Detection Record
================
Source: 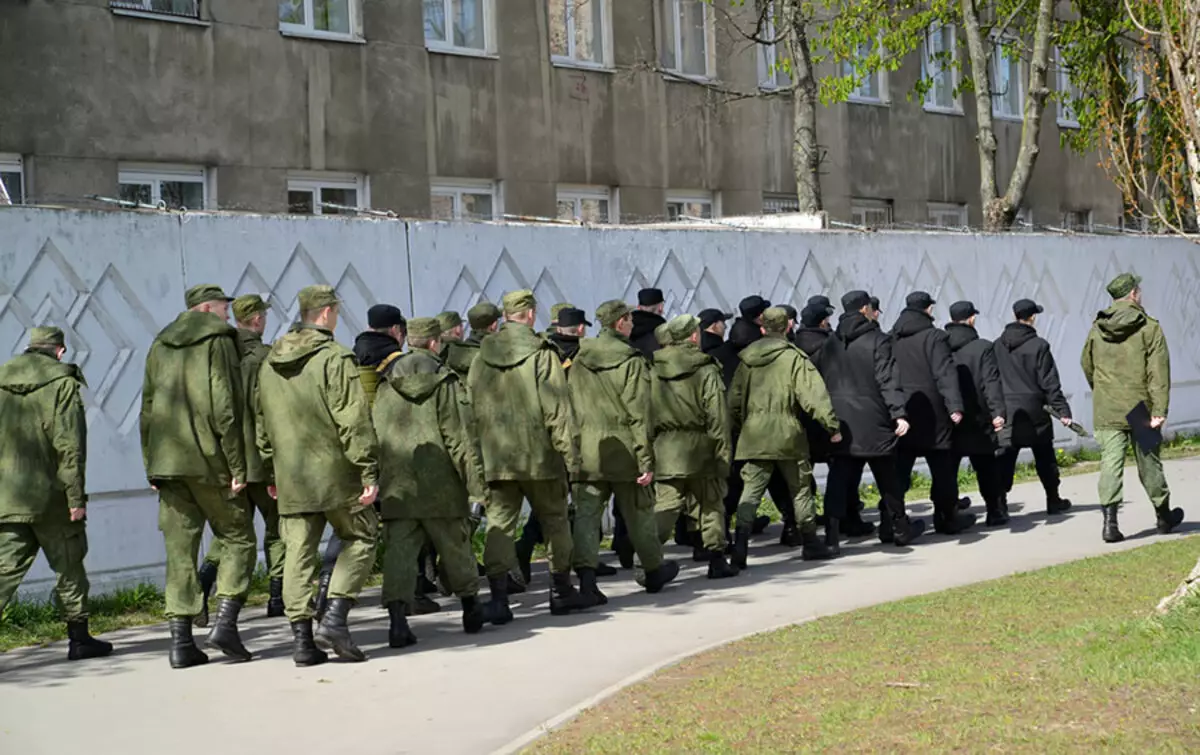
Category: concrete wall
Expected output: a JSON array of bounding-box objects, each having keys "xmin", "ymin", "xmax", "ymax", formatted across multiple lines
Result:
[
  {"xmin": 0, "ymin": 0, "xmax": 1120, "ymax": 225},
  {"xmin": 5, "ymin": 205, "xmax": 1197, "ymax": 597}
]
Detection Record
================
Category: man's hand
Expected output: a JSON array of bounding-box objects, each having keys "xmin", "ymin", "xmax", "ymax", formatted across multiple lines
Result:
[
  {"xmin": 230, "ymin": 478, "xmax": 247, "ymax": 495},
  {"xmin": 360, "ymin": 485, "xmax": 379, "ymax": 507},
  {"xmin": 267, "ymin": 485, "xmax": 278, "ymax": 500},
  {"xmin": 894, "ymin": 419, "xmax": 910, "ymax": 437},
  {"xmin": 69, "ymin": 508, "xmax": 87, "ymax": 522},
  {"xmin": 636, "ymin": 472, "xmax": 654, "ymax": 487},
  {"xmin": 1060, "ymin": 417, "xmax": 1075, "ymax": 428},
  {"xmin": 1151, "ymin": 416, "xmax": 1166, "ymax": 430},
  {"xmin": 830, "ymin": 432, "xmax": 843, "ymax": 444},
  {"xmin": 992, "ymin": 416, "xmax": 1006, "ymax": 431},
  {"xmin": 950, "ymin": 412, "xmax": 963, "ymax": 425}
]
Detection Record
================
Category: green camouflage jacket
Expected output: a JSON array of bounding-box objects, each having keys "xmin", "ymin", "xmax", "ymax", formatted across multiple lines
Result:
[
  {"xmin": 141, "ymin": 311, "xmax": 246, "ymax": 486},
  {"xmin": 443, "ymin": 333, "xmax": 484, "ymax": 383},
  {"xmin": 568, "ymin": 329, "xmax": 654, "ymax": 481},
  {"xmin": 237, "ymin": 328, "xmax": 271, "ymax": 484},
  {"xmin": 729, "ymin": 335, "xmax": 839, "ymax": 461},
  {"xmin": 257, "ymin": 325, "xmax": 379, "ymax": 515},
  {"xmin": 1081, "ymin": 300, "xmax": 1171, "ymax": 429},
  {"xmin": 650, "ymin": 342, "xmax": 730, "ymax": 479},
  {"xmin": 0, "ymin": 352, "xmax": 87, "ymax": 523}
]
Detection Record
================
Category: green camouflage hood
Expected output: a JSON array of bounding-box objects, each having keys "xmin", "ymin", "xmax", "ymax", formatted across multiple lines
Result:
[
  {"xmin": 1094, "ymin": 301, "xmax": 1148, "ymax": 343},
  {"xmin": 478, "ymin": 322, "xmax": 545, "ymax": 369},
  {"xmin": 575, "ymin": 329, "xmax": 639, "ymax": 371},
  {"xmin": 0, "ymin": 352, "xmax": 84, "ymax": 395},
  {"xmin": 442, "ymin": 339, "xmax": 479, "ymax": 377},
  {"xmin": 236, "ymin": 328, "xmax": 265, "ymax": 358},
  {"xmin": 267, "ymin": 325, "xmax": 335, "ymax": 373},
  {"xmin": 157, "ymin": 310, "xmax": 236, "ymax": 349},
  {"xmin": 386, "ymin": 349, "xmax": 452, "ymax": 402},
  {"xmin": 653, "ymin": 342, "xmax": 713, "ymax": 380},
  {"xmin": 736, "ymin": 335, "xmax": 792, "ymax": 367}
]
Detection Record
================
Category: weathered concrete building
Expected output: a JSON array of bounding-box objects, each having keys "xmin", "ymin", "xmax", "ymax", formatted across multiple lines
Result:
[{"xmin": 0, "ymin": 0, "xmax": 1120, "ymax": 226}]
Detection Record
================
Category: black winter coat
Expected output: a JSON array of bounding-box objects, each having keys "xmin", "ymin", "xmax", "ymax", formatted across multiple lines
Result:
[
  {"xmin": 353, "ymin": 331, "xmax": 402, "ymax": 367},
  {"xmin": 711, "ymin": 318, "xmax": 762, "ymax": 388},
  {"xmin": 794, "ymin": 326, "xmax": 834, "ymax": 462},
  {"xmin": 547, "ymin": 333, "xmax": 581, "ymax": 364},
  {"xmin": 993, "ymin": 322, "xmax": 1071, "ymax": 447},
  {"xmin": 629, "ymin": 310, "xmax": 666, "ymax": 360},
  {"xmin": 945, "ymin": 323, "xmax": 1006, "ymax": 455},
  {"xmin": 889, "ymin": 309, "xmax": 964, "ymax": 453},
  {"xmin": 822, "ymin": 313, "xmax": 907, "ymax": 457},
  {"xmin": 699, "ymin": 330, "xmax": 723, "ymax": 356}
]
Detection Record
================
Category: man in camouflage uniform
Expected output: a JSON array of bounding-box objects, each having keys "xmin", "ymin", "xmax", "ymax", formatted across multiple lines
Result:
[
  {"xmin": 436, "ymin": 311, "xmax": 465, "ymax": 344},
  {"xmin": 258, "ymin": 285, "xmax": 380, "ymax": 666},
  {"xmin": 142, "ymin": 284, "xmax": 256, "ymax": 669},
  {"xmin": 375, "ymin": 318, "xmax": 489, "ymax": 646},
  {"xmin": 0, "ymin": 327, "xmax": 112, "ymax": 661},
  {"xmin": 569, "ymin": 300, "xmax": 680, "ymax": 604},
  {"xmin": 651, "ymin": 315, "xmax": 738, "ymax": 579},
  {"xmin": 468, "ymin": 290, "xmax": 594, "ymax": 622},
  {"xmin": 443, "ymin": 301, "xmax": 501, "ymax": 382},
  {"xmin": 197, "ymin": 294, "xmax": 285, "ymax": 624}
]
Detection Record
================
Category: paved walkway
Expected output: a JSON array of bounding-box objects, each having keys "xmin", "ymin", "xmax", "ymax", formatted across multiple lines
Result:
[{"xmin": 2, "ymin": 461, "xmax": 1198, "ymax": 755}]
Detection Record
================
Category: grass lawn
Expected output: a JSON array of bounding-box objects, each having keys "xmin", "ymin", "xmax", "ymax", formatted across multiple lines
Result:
[{"xmin": 531, "ymin": 536, "xmax": 1200, "ymax": 754}]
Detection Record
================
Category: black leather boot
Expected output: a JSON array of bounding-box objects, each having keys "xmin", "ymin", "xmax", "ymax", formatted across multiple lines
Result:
[
  {"xmin": 841, "ymin": 508, "xmax": 876, "ymax": 538},
  {"xmin": 934, "ymin": 506, "xmax": 977, "ymax": 535},
  {"xmin": 612, "ymin": 533, "xmax": 635, "ymax": 570},
  {"xmin": 194, "ymin": 560, "xmax": 218, "ymax": 628},
  {"xmin": 731, "ymin": 527, "xmax": 751, "ymax": 570},
  {"xmin": 315, "ymin": 598, "xmax": 366, "ymax": 662},
  {"xmin": 673, "ymin": 516, "xmax": 691, "ymax": 547},
  {"xmin": 877, "ymin": 510, "xmax": 894, "ymax": 543},
  {"xmin": 386, "ymin": 601, "xmax": 418, "ymax": 648},
  {"xmin": 1156, "ymin": 504, "xmax": 1185, "ymax": 534},
  {"xmin": 1047, "ymin": 496, "xmax": 1073, "ymax": 515},
  {"xmin": 206, "ymin": 598, "xmax": 252, "ymax": 662},
  {"xmin": 1103, "ymin": 505, "xmax": 1125, "ymax": 543},
  {"xmin": 800, "ymin": 528, "xmax": 835, "ymax": 560},
  {"xmin": 823, "ymin": 518, "xmax": 842, "ymax": 558},
  {"xmin": 706, "ymin": 550, "xmax": 739, "ymax": 579},
  {"xmin": 266, "ymin": 577, "xmax": 285, "ymax": 618},
  {"xmin": 576, "ymin": 567, "xmax": 608, "ymax": 606},
  {"xmin": 409, "ymin": 593, "xmax": 441, "ymax": 616},
  {"xmin": 515, "ymin": 534, "xmax": 535, "ymax": 584},
  {"xmin": 779, "ymin": 521, "xmax": 802, "ymax": 548},
  {"xmin": 549, "ymin": 571, "xmax": 595, "ymax": 615},
  {"xmin": 169, "ymin": 617, "xmax": 209, "ymax": 669},
  {"xmin": 642, "ymin": 559, "xmax": 680, "ymax": 594},
  {"xmin": 891, "ymin": 515, "xmax": 926, "ymax": 547},
  {"xmin": 691, "ymin": 531, "xmax": 709, "ymax": 562},
  {"xmin": 958, "ymin": 496, "xmax": 972, "ymax": 510},
  {"xmin": 985, "ymin": 498, "xmax": 1010, "ymax": 527},
  {"xmin": 486, "ymin": 575, "xmax": 513, "ymax": 626},
  {"xmin": 461, "ymin": 595, "xmax": 486, "ymax": 634},
  {"xmin": 752, "ymin": 514, "xmax": 772, "ymax": 535},
  {"xmin": 506, "ymin": 572, "xmax": 527, "ymax": 595},
  {"xmin": 291, "ymin": 619, "xmax": 328, "ymax": 667},
  {"xmin": 595, "ymin": 562, "xmax": 618, "ymax": 577},
  {"xmin": 312, "ymin": 570, "xmax": 333, "ymax": 623},
  {"xmin": 66, "ymin": 619, "xmax": 113, "ymax": 661}
]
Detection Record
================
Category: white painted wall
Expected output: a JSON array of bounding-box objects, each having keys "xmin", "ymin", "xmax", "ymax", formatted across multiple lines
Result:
[{"xmin": 3, "ymin": 207, "xmax": 1197, "ymax": 597}]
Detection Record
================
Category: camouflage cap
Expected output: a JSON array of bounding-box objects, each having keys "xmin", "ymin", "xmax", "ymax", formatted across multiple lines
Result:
[
  {"xmin": 503, "ymin": 289, "xmax": 537, "ymax": 316},
  {"xmin": 549, "ymin": 301, "xmax": 575, "ymax": 325},
  {"xmin": 596, "ymin": 299, "xmax": 632, "ymax": 328},
  {"xmin": 298, "ymin": 285, "xmax": 340, "ymax": 312},
  {"xmin": 654, "ymin": 322, "xmax": 674, "ymax": 347},
  {"xmin": 29, "ymin": 326, "xmax": 65, "ymax": 348},
  {"xmin": 665, "ymin": 314, "xmax": 701, "ymax": 343},
  {"xmin": 185, "ymin": 284, "xmax": 233, "ymax": 309},
  {"xmin": 467, "ymin": 301, "xmax": 502, "ymax": 330},
  {"xmin": 407, "ymin": 317, "xmax": 442, "ymax": 340},
  {"xmin": 1106, "ymin": 272, "xmax": 1142, "ymax": 299},
  {"xmin": 436, "ymin": 310, "xmax": 463, "ymax": 332},
  {"xmin": 232, "ymin": 294, "xmax": 268, "ymax": 323},
  {"xmin": 761, "ymin": 306, "xmax": 791, "ymax": 334}
]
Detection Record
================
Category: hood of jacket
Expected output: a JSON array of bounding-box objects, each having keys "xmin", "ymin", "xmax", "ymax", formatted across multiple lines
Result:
[
  {"xmin": 728, "ymin": 318, "xmax": 762, "ymax": 350},
  {"xmin": 1094, "ymin": 301, "xmax": 1148, "ymax": 343},
  {"xmin": 237, "ymin": 328, "xmax": 265, "ymax": 357},
  {"xmin": 0, "ymin": 351, "xmax": 83, "ymax": 395},
  {"xmin": 835, "ymin": 312, "xmax": 879, "ymax": 345},
  {"xmin": 944, "ymin": 322, "xmax": 980, "ymax": 352},
  {"xmin": 653, "ymin": 343, "xmax": 713, "ymax": 380},
  {"xmin": 575, "ymin": 329, "xmax": 638, "ymax": 371},
  {"xmin": 478, "ymin": 322, "xmax": 545, "ymax": 369},
  {"xmin": 157, "ymin": 310, "xmax": 236, "ymax": 349},
  {"xmin": 268, "ymin": 325, "xmax": 335, "ymax": 374},
  {"xmin": 998, "ymin": 322, "xmax": 1039, "ymax": 352},
  {"xmin": 386, "ymin": 348, "xmax": 450, "ymax": 401},
  {"xmin": 547, "ymin": 332, "xmax": 581, "ymax": 353},
  {"xmin": 353, "ymin": 330, "xmax": 402, "ymax": 367},
  {"xmin": 794, "ymin": 327, "xmax": 830, "ymax": 357},
  {"xmin": 442, "ymin": 338, "xmax": 478, "ymax": 373},
  {"xmin": 737, "ymin": 334, "xmax": 792, "ymax": 367},
  {"xmin": 629, "ymin": 310, "xmax": 666, "ymax": 343},
  {"xmin": 891, "ymin": 308, "xmax": 935, "ymax": 339}
]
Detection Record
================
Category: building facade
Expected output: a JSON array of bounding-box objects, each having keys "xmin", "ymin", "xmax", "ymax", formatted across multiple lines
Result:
[{"xmin": 0, "ymin": 0, "xmax": 1121, "ymax": 227}]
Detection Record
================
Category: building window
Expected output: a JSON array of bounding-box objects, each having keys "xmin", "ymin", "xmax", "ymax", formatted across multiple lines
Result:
[
  {"xmin": 287, "ymin": 173, "xmax": 366, "ymax": 215},
  {"xmin": 666, "ymin": 191, "xmax": 718, "ymax": 221},
  {"xmin": 661, "ymin": 0, "xmax": 714, "ymax": 80},
  {"xmin": 846, "ymin": 40, "xmax": 887, "ymax": 104},
  {"xmin": 549, "ymin": 0, "xmax": 610, "ymax": 68},
  {"xmin": 0, "ymin": 154, "xmax": 24, "ymax": 205},
  {"xmin": 763, "ymin": 193, "xmax": 800, "ymax": 214},
  {"xmin": 430, "ymin": 179, "xmax": 500, "ymax": 220},
  {"xmin": 424, "ymin": 0, "xmax": 492, "ymax": 54},
  {"xmin": 756, "ymin": 2, "xmax": 789, "ymax": 89},
  {"xmin": 1062, "ymin": 209, "xmax": 1092, "ymax": 232},
  {"xmin": 557, "ymin": 185, "xmax": 615, "ymax": 223},
  {"xmin": 922, "ymin": 24, "xmax": 960, "ymax": 113},
  {"xmin": 991, "ymin": 39, "xmax": 1024, "ymax": 120},
  {"xmin": 1053, "ymin": 48, "xmax": 1081, "ymax": 128},
  {"xmin": 111, "ymin": 1, "xmax": 199, "ymax": 17},
  {"xmin": 927, "ymin": 202, "xmax": 968, "ymax": 228},
  {"xmin": 280, "ymin": 0, "xmax": 358, "ymax": 39},
  {"xmin": 851, "ymin": 198, "xmax": 893, "ymax": 228},
  {"xmin": 119, "ymin": 165, "xmax": 211, "ymax": 210}
]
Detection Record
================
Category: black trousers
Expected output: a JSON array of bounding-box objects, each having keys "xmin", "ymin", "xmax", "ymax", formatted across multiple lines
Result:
[
  {"xmin": 826, "ymin": 455, "xmax": 907, "ymax": 523},
  {"xmin": 895, "ymin": 449, "xmax": 960, "ymax": 519},
  {"xmin": 997, "ymin": 441, "xmax": 1060, "ymax": 499},
  {"xmin": 954, "ymin": 452, "xmax": 1001, "ymax": 507}
]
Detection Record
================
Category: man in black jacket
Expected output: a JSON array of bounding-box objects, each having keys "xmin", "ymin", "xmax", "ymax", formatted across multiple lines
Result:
[
  {"xmin": 945, "ymin": 302, "xmax": 1009, "ymax": 526},
  {"xmin": 547, "ymin": 307, "xmax": 590, "ymax": 363},
  {"xmin": 698, "ymin": 308, "xmax": 732, "ymax": 354},
  {"xmin": 629, "ymin": 288, "xmax": 667, "ymax": 359},
  {"xmin": 994, "ymin": 299, "xmax": 1075, "ymax": 514},
  {"xmin": 890, "ymin": 292, "xmax": 975, "ymax": 535},
  {"xmin": 823, "ymin": 291, "xmax": 925, "ymax": 546},
  {"xmin": 712, "ymin": 295, "xmax": 772, "ymax": 386}
]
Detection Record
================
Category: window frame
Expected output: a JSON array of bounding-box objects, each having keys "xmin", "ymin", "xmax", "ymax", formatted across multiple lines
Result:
[
  {"xmin": 850, "ymin": 198, "xmax": 893, "ymax": 228},
  {"xmin": 424, "ymin": 0, "xmax": 497, "ymax": 57},
  {"xmin": 990, "ymin": 35, "xmax": 1025, "ymax": 122},
  {"xmin": 556, "ymin": 184, "xmax": 617, "ymax": 224},
  {"xmin": 430, "ymin": 178, "xmax": 502, "ymax": 221},
  {"xmin": 286, "ymin": 172, "xmax": 369, "ymax": 216},
  {"xmin": 1054, "ymin": 47, "xmax": 1081, "ymax": 129},
  {"xmin": 845, "ymin": 39, "xmax": 889, "ymax": 106},
  {"xmin": 665, "ymin": 189, "xmax": 719, "ymax": 221},
  {"xmin": 763, "ymin": 192, "xmax": 801, "ymax": 214},
  {"xmin": 922, "ymin": 23, "xmax": 962, "ymax": 115},
  {"xmin": 279, "ymin": 0, "xmax": 363, "ymax": 43},
  {"xmin": 927, "ymin": 201, "xmax": 968, "ymax": 228},
  {"xmin": 660, "ymin": 0, "xmax": 716, "ymax": 82},
  {"xmin": 549, "ymin": 0, "xmax": 613, "ymax": 71},
  {"xmin": 1061, "ymin": 209, "xmax": 1093, "ymax": 232},
  {"xmin": 118, "ymin": 163, "xmax": 214, "ymax": 210},
  {"xmin": 0, "ymin": 154, "xmax": 25, "ymax": 205},
  {"xmin": 110, "ymin": 0, "xmax": 201, "ymax": 19},
  {"xmin": 756, "ymin": 1, "xmax": 789, "ymax": 90}
]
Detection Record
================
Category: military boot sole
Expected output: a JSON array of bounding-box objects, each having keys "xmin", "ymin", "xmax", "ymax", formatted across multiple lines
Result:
[
  {"xmin": 487, "ymin": 600, "xmax": 514, "ymax": 626},
  {"xmin": 643, "ymin": 561, "xmax": 680, "ymax": 594},
  {"xmin": 1156, "ymin": 507, "xmax": 1185, "ymax": 534},
  {"xmin": 314, "ymin": 632, "xmax": 367, "ymax": 663},
  {"xmin": 169, "ymin": 647, "xmax": 209, "ymax": 670},
  {"xmin": 206, "ymin": 634, "xmax": 252, "ymax": 663},
  {"xmin": 462, "ymin": 606, "xmax": 486, "ymax": 634},
  {"xmin": 293, "ymin": 649, "xmax": 329, "ymax": 667},
  {"xmin": 68, "ymin": 639, "xmax": 114, "ymax": 661},
  {"xmin": 388, "ymin": 631, "xmax": 418, "ymax": 649},
  {"xmin": 801, "ymin": 546, "xmax": 836, "ymax": 561}
]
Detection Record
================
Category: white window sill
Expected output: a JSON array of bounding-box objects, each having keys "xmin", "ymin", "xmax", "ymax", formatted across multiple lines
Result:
[
  {"xmin": 848, "ymin": 96, "xmax": 890, "ymax": 107},
  {"xmin": 923, "ymin": 104, "xmax": 964, "ymax": 116},
  {"xmin": 111, "ymin": 8, "xmax": 211, "ymax": 27},
  {"xmin": 551, "ymin": 58, "xmax": 615, "ymax": 74},
  {"xmin": 1058, "ymin": 119, "xmax": 1081, "ymax": 130},
  {"xmin": 280, "ymin": 28, "xmax": 366, "ymax": 44},
  {"xmin": 426, "ymin": 43, "xmax": 498, "ymax": 60},
  {"xmin": 992, "ymin": 111, "xmax": 1024, "ymax": 122},
  {"xmin": 663, "ymin": 70, "xmax": 717, "ymax": 85}
]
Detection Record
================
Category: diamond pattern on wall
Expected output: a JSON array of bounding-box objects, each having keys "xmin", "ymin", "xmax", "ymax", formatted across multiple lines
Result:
[
  {"xmin": 884, "ymin": 251, "xmax": 968, "ymax": 323},
  {"xmin": 620, "ymin": 250, "xmax": 733, "ymax": 320},
  {"xmin": 769, "ymin": 251, "xmax": 854, "ymax": 313}
]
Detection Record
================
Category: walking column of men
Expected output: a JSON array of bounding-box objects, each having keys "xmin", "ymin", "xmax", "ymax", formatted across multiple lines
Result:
[{"xmin": 0, "ymin": 272, "xmax": 1186, "ymax": 668}]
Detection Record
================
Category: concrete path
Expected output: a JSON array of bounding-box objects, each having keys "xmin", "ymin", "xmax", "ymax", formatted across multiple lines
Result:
[{"xmin": 2, "ymin": 461, "xmax": 1198, "ymax": 755}]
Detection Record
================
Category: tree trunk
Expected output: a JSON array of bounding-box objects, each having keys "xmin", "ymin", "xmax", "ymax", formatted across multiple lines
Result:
[
  {"xmin": 1157, "ymin": 554, "xmax": 1200, "ymax": 614},
  {"xmin": 959, "ymin": 0, "xmax": 1003, "ymax": 229},
  {"xmin": 1000, "ymin": 0, "xmax": 1055, "ymax": 228},
  {"xmin": 784, "ymin": 0, "xmax": 822, "ymax": 213}
]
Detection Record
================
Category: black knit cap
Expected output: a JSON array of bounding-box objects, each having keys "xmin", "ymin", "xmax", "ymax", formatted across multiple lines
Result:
[
  {"xmin": 368, "ymin": 304, "xmax": 406, "ymax": 329},
  {"xmin": 637, "ymin": 288, "xmax": 665, "ymax": 306}
]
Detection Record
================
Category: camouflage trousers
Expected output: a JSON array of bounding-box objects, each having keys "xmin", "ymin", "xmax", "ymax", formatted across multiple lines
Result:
[
  {"xmin": 485, "ymin": 479, "xmax": 573, "ymax": 578},
  {"xmin": 279, "ymin": 505, "xmax": 377, "ymax": 623},
  {"xmin": 737, "ymin": 457, "xmax": 817, "ymax": 532},
  {"xmin": 0, "ymin": 519, "xmax": 90, "ymax": 621},
  {"xmin": 382, "ymin": 517, "xmax": 478, "ymax": 606},
  {"xmin": 572, "ymin": 481, "xmax": 663, "ymax": 572},
  {"xmin": 655, "ymin": 477, "xmax": 728, "ymax": 553},
  {"xmin": 202, "ymin": 483, "xmax": 285, "ymax": 580}
]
